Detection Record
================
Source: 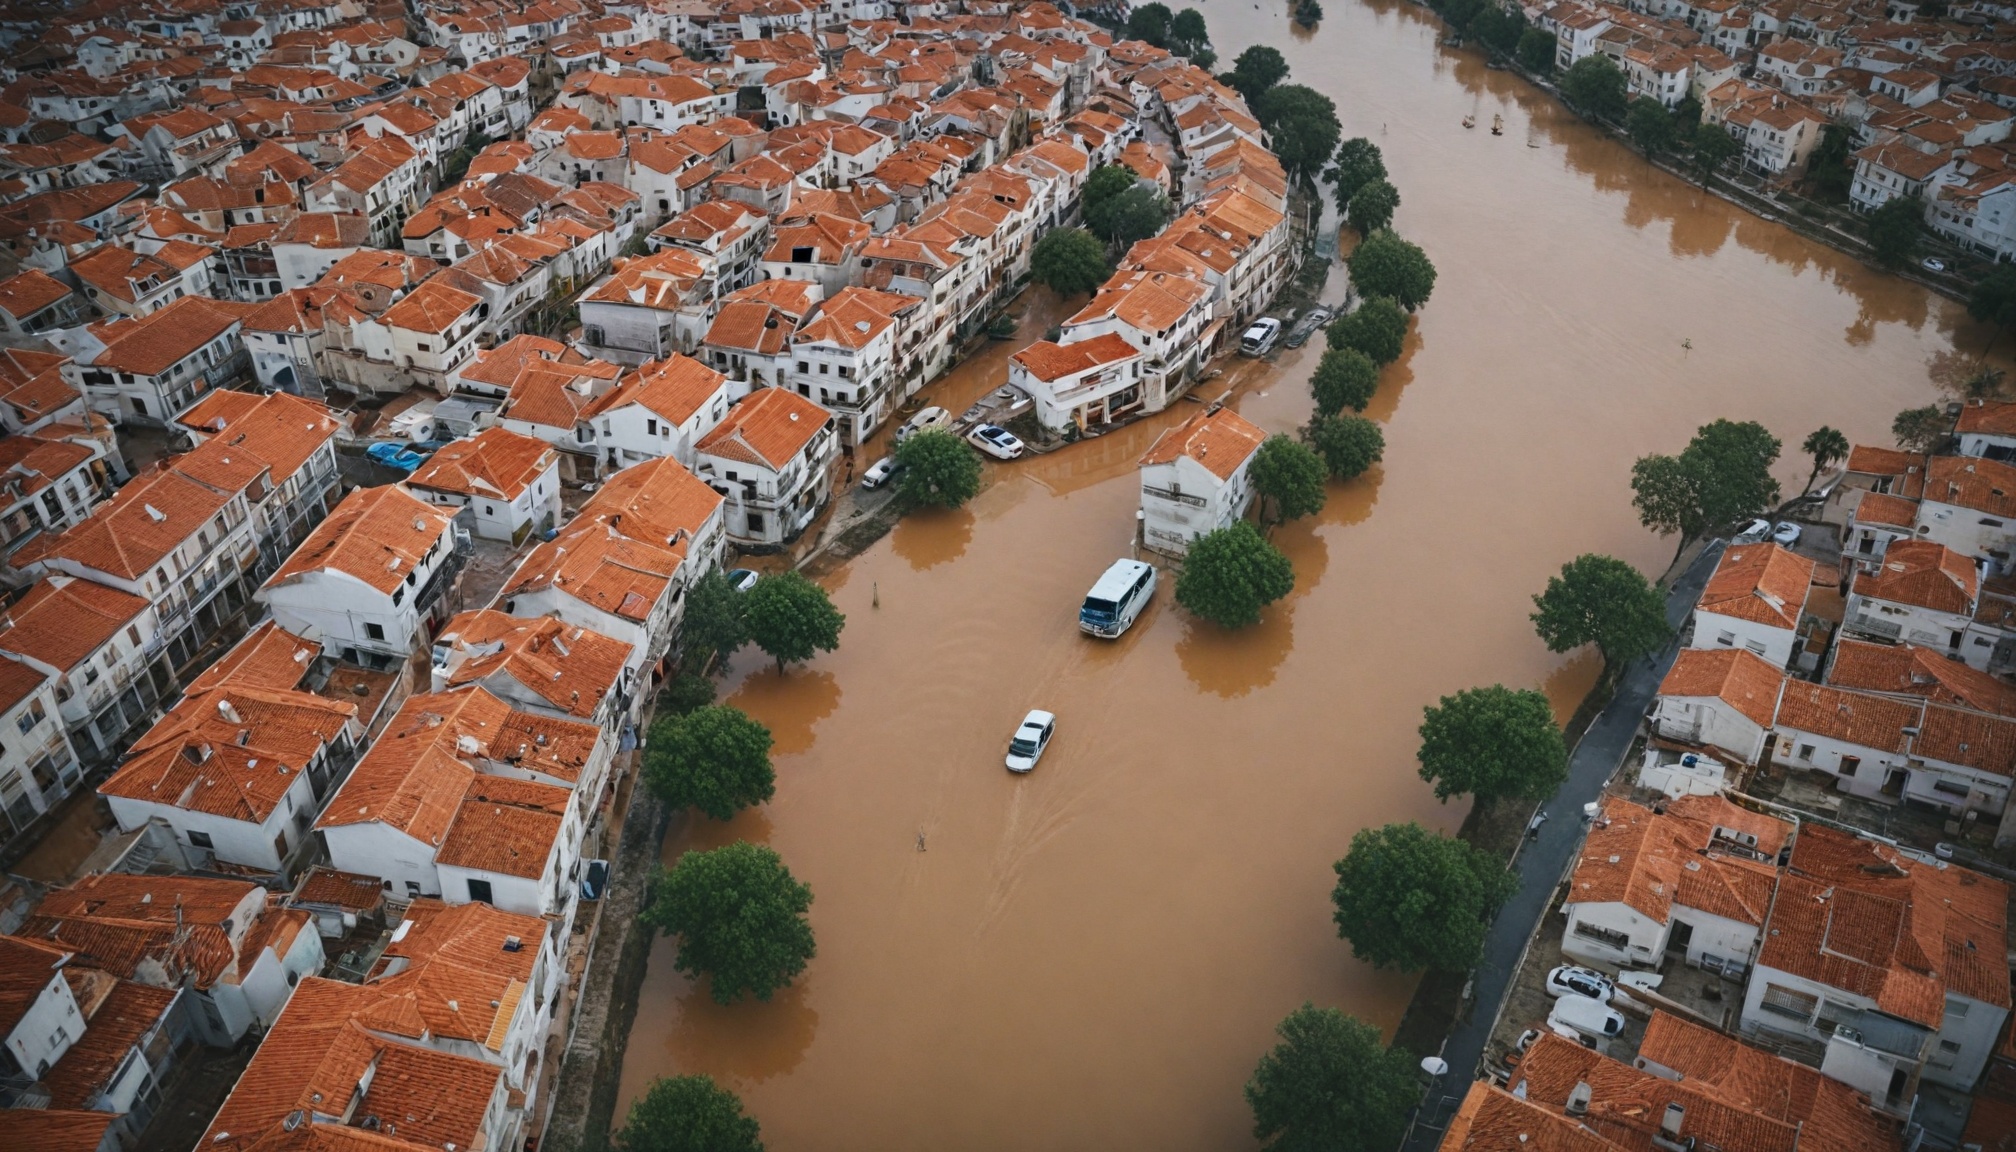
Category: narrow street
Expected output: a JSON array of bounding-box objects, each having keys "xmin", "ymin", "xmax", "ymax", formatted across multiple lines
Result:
[{"xmin": 1400, "ymin": 541, "xmax": 1726, "ymax": 1151}]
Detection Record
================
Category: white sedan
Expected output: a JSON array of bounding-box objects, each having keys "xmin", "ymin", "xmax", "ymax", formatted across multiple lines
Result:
[
  {"xmin": 1771, "ymin": 521, "xmax": 1803, "ymax": 546},
  {"xmin": 1732, "ymin": 518, "xmax": 1771, "ymax": 544},
  {"xmin": 969, "ymin": 424, "xmax": 1025, "ymax": 460},
  {"xmin": 1005, "ymin": 709, "xmax": 1055, "ymax": 773},
  {"xmin": 1544, "ymin": 965, "xmax": 1615, "ymax": 1002}
]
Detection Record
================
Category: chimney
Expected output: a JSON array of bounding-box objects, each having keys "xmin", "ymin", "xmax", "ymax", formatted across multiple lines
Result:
[
  {"xmin": 1661, "ymin": 1104, "xmax": 1685, "ymax": 1139},
  {"xmin": 1566, "ymin": 1082, "xmax": 1592, "ymax": 1117}
]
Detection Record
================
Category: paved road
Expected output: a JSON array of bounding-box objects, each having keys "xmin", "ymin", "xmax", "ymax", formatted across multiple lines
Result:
[{"xmin": 1400, "ymin": 541, "xmax": 1725, "ymax": 1151}]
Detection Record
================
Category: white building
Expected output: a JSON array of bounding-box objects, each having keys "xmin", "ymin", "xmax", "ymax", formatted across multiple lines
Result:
[
  {"xmin": 1650, "ymin": 647, "xmax": 1785, "ymax": 764},
  {"xmin": 693, "ymin": 386, "xmax": 837, "ymax": 548},
  {"xmin": 0, "ymin": 655, "xmax": 81, "ymax": 861},
  {"xmin": 1842, "ymin": 539, "xmax": 1980, "ymax": 662},
  {"xmin": 1690, "ymin": 543, "xmax": 1816, "ymax": 669},
  {"xmin": 405, "ymin": 428, "xmax": 562, "ymax": 544},
  {"xmin": 1136, "ymin": 406, "xmax": 1265, "ymax": 557},
  {"xmin": 258, "ymin": 485, "xmax": 462, "ymax": 665}
]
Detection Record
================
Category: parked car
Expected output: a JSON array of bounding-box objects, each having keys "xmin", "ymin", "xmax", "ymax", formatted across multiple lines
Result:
[
  {"xmin": 862, "ymin": 456, "xmax": 904, "ymax": 489},
  {"xmin": 1923, "ymin": 257, "xmax": 1947, "ymax": 273},
  {"xmin": 1771, "ymin": 521, "xmax": 1802, "ymax": 546},
  {"xmin": 895, "ymin": 406, "xmax": 953, "ymax": 444},
  {"xmin": 1548, "ymin": 994, "xmax": 1626, "ymax": 1040},
  {"xmin": 367, "ymin": 441, "xmax": 435, "ymax": 472},
  {"xmin": 1732, "ymin": 518, "xmax": 1771, "ymax": 544},
  {"xmin": 727, "ymin": 568, "xmax": 759, "ymax": 593},
  {"xmin": 968, "ymin": 424, "xmax": 1025, "ymax": 460},
  {"xmin": 1005, "ymin": 709, "xmax": 1055, "ymax": 773},
  {"xmin": 1545, "ymin": 965, "xmax": 1615, "ymax": 1002},
  {"xmin": 1239, "ymin": 317, "xmax": 1282, "ymax": 357}
]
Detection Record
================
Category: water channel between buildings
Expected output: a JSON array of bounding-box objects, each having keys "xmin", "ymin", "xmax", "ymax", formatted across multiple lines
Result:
[{"xmin": 613, "ymin": 2, "xmax": 2001, "ymax": 1147}]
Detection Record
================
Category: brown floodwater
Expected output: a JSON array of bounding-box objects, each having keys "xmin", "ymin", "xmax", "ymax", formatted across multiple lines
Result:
[{"xmin": 616, "ymin": 3, "xmax": 2001, "ymax": 1147}]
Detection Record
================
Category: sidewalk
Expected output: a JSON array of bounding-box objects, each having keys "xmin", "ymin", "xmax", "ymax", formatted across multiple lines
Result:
[{"xmin": 1398, "ymin": 540, "xmax": 1725, "ymax": 1152}]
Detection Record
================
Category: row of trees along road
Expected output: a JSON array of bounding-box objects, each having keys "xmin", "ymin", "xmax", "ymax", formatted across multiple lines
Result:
[{"xmin": 618, "ymin": 568, "xmax": 848, "ymax": 1148}]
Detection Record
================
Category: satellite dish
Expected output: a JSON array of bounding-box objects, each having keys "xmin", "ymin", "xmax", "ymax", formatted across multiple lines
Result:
[{"xmin": 1420, "ymin": 1056, "xmax": 1449, "ymax": 1077}]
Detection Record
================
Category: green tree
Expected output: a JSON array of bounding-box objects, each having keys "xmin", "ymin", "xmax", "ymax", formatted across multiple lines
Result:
[
  {"xmin": 1331, "ymin": 822, "xmax": 1518, "ymax": 971},
  {"xmin": 896, "ymin": 427, "xmax": 983, "ymax": 508},
  {"xmin": 1293, "ymin": 0, "xmax": 1324, "ymax": 26},
  {"xmin": 1529, "ymin": 554, "xmax": 1671, "ymax": 666},
  {"xmin": 1346, "ymin": 230, "xmax": 1436, "ymax": 311},
  {"xmin": 1244, "ymin": 1005, "xmax": 1417, "ymax": 1152},
  {"xmin": 660, "ymin": 671, "xmax": 717, "ymax": 717},
  {"xmin": 1625, "ymin": 98, "xmax": 1675, "ymax": 157},
  {"xmin": 1226, "ymin": 45, "xmax": 1290, "ymax": 103},
  {"xmin": 1250, "ymin": 435, "xmax": 1328, "ymax": 525},
  {"xmin": 1800, "ymin": 425, "xmax": 1849, "ymax": 494},
  {"xmin": 1866, "ymin": 196, "xmax": 1921, "ymax": 269},
  {"xmin": 1892, "ymin": 404, "xmax": 1952, "ymax": 454},
  {"xmin": 1171, "ymin": 7, "xmax": 1208, "ymax": 52},
  {"xmin": 644, "ymin": 705, "xmax": 775, "ymax": 820},
  {"xmin": 743, "ymin": 571, "xmax": 845, "ymax": 674},
  {"xmin": 1346, "ymin": 178, "xmax": 1400, "ymax": 235},
  {"xmin": 1468, "ymin": 3, "xmax": 1524, "ymax": 54},
  {"xmin": 1561, "ymin": 54, "xmax": 1627, "ymax": 121},
  {"xmin": 683, "ymin": 568, "xmax": 748, "ymax": 668},
  {"xmin": 1175, "ymin": 520, "xmax": 1295, "ymax": 629},
  {"xmin": 1690, "ymin": 123, "xmax": 1740, "ymax": 183},
  {"xmin": 1127, "ymin": 1, "xmax": 1173, "ymax": 45},
  {"xmin": 1310, "ymin": 347, "xmax": 1378, "ymax": 414},
  {"xmin": 1417, "ymin": 684, "xmax": 1568, "ymax": 804},
  {"xmin": 1966, "ymin": 367, "xmax": 2006, "ymax": 400},
  {"xmin": 1327, "ymin": 137, "xmax": 1386, "ymax": 208},
  {"xmin": 1305, "ymin": 414, "xmax": 1384, "ymax": 480},
  {"xmin": 1325, "ymin": 296, "xmax": 1408, "ymax": 365},
  {"xmin": 1968, "ymin": 266, "xmax": 2016, "ymax": 329},
  {"xmin": 1516, "ymin": 27, "xmax": 1556, "ymax": 74},
  {"xmin": 1082, "ymin": 163, "xmax": 1137, "ymax": 218},
  {"xmin": 1030, "ymin": 227, "xmax": 1109, "ymax": 296},
  {"xmin": 1630, "ymin": 420, "xmax": 1783, "ymax": 554},
  {"xmin": 1087, "ymin": 184, "xmax": 1171, "ymax": 247},
  {"xmin": 1673, "ymin": 95, "xmax": 1702, "ymax": 129},
  {"xmin": 1256, "ymin": 85, "xmax": 1341, "ymax": 187},
  {"xmin": 615, "ymin": 1075, "xmax": 763, "ymax": 1152},
  {"xmin": 1805, "ymin": 123, "xmax": 1853, "ymax": 201},
  {"xmin": 646, "ymin": 842, "xmax": 815, "ymax": 1004}
]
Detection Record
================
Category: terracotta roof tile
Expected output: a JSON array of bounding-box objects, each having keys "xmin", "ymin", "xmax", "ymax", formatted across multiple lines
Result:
[
  {"xmin": 1138, "ymin": 407, "xmax": 1265, "ymax": 482},
  {"xmin": 42, "ymin": 979, "xmax": 177, "ymax": 1109},
  {"xmin": 1851, "ymin": 539, "xmax": 1977, "ymax": 615},
  {"xmin": 267, "ymin": 485, "xmax": 455, "ymax": 596},
  {"xmin": 10, "ymin": 466, "xmax": 230, "ymax": 580},
  {"xmin": 1011, "ymin": 332, "xmax": 1142, "ymax": 382},
  {"xmin": 1658, "ymin": 648, "xmax": 1786, "ymax": 728},
  {"xmin": 435, "ymin": 609, "xmax": 632, "ymax": 720},
  {"xmin": 407, "ymin": 428, "xmax": 555, "ymax": 502},
  {"xmin": 1826, "ymin": 639, "xmax": 2016, "ymax": 715},
  {"xmin": 1698, "ymin": 544, "xmax": 1815, "ymax": 631},
  {"xmin": 694, "ymin": 386, "xmax": 830, "ymax": 471},
  {"xmin": 1634, "ymin": 1013, "xmax": 1903, "ymax": 1152}
]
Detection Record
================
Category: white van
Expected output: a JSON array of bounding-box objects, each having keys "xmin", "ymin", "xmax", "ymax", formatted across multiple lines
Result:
[
  {"xmin": 895, "ymin": 406, "xmax": 953, "ymax": 444},
  {"xmin": 1547, "ymin": 993, "xmax": 1625, "ymax": 1042},
  {"xmin": 1079, "ymin": 559, "xmax": 1157, "ymax": 638}
]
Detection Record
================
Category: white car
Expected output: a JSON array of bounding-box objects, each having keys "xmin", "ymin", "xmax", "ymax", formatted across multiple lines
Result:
[
  {"xmin": 969, "ymin": 424, "xmax": 1024, "ymax": 460},
  {"xmin": 1005, "ymin": 709, "xmax": 1055, "ymax": 773},
  {"xmin": 1771, "ymin": 521, "xmax": 1803, "ymax": 546},
  {"xmin": 1239, "ymin": 317, "xmax": 1282, "ymax": 356},
  {"xmin": 1545, "ymin": 965, "xmax": 1615, "ymax": 1001},
  {"xmin": 861, "ymin": 456, "xmax": 902, "ymax": 489},
  {"xmin": 1923, "ymin": 257, "xmax": 1948, "ymax": 273},
  {"xmin": 726, "ymin": 568, "xmax": 759, "ymax": 593},
  {"xmin": 1548, "ymin": 994, "xmax": 1626, "ymax": 1040},
  {"xmin": 895, "ymin": 406, "xmax": 952, "ymax": 444},
  {"xmin": 1732, "ymin": 518, "xmax": 1771, "ymax": 544}
]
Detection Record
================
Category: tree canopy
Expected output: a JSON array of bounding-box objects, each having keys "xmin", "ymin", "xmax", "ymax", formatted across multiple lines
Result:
[
  {"xmin": 1629, "ymin": 419, "xmax": 1783, "ymax": 552},
  {"xmin": 1468, "ymin": 2, "xmax": 1524, "ymax": 54},
  {"xmin": 1325, "ymin": 296, "xmax": 1408, "ymax": 365},
  {"xmin": 1805, "ymin": 124, "xmax": 1853, "ymax": 201},
  {"xmin": 1310, "ymin": 347, "xmax": 1379, "ymax": 414},
  {"xmin": 682, "ymin": 568, "xmax": 749, "ymax": 668},
  {"xmin": 1175, "ymin": 520, "xmax": 1295, "ymax": 629},
  {"xmin": 1968, "ymin": 266, "xmax": 2016, "ymax": 329},
  {"xmin": 1126, "ymin": 2, "xmax": 1173, "ymax": 46},
  {"xmin": 1347, "ymin": 230, "xmax": 1437, "ymax": 311},
  {"xmin": 1865, "ymin": 196, "xmax": 1921, "ymax": 269},
  {"xmin": 1082, "ymin": 163, "xmax": 1137, "ymax": 216},
  {"xmin": 1170, "ymin": 7, "xmax": 1209, "ymax": 53},
  {"xmin": 1690, "ymin": 123, "xmax": 1741, "ymax": 182},
  {"xmin": 1030, "ymin": 227, "xmax": 1110, "ymax": 296},
  {"xmin": 645, "ymin": 841, "xmax": 815, "ymax": 1004},
  {"xmin": 1417, "ymin": 684, "xmax": 1568, "ymax": 804},
  {"xmin": 1244, "ymin": 1004, "xmax": 1418, "ymax": 1152},
  {"xmin": 896, "ymin": 426, "xmax": 984, "ymax": 508},
  {"xmin": 1561, "ymin": 54, "xmax": 1627, "ymax": 121},
  {"xmin": 1516, "ymin": 27, "xmax": 1557, "ymax": 74},
  {"xmin": 1800, "ymin": 426, "xmax": 1849, "ymax": 493},
  {"xmin": 1346, "ymin": 178, "xmax": 1400, "ymax": 235},
  {"xmin": 1892, "ymin": 404, "xmax": 1952, "ymax": 454},
  {"xmin": 643, "ymin": 705, "xmax": 775, "ymax": 821},
  {"xmin": 1529, "ymin": 554, "xmax": 1671, "ymax": 666},
  {"xmin": 1256, "ymin": 84, "xmax": 1341, "ymax": 187},
  {"xmin": 743, "ymin": 571, "xmax": 845, "ymax": 674},
  {"xmin": 1293, "ymin": 0, "xmax": 1324, "ymax": 27},
  {"xmin": 1250, "ymin": 435, "xmax": 1329, "ymax": 525},
  {"xmin": 1226, "ymin": 45, "xmax": 1290, "ymax": 103},
  {"xmin": 1625, "ymin": 98, "xmax": 1675, "ymax": 156},
  {"xmin": 1331, "ymin": 822, "xmax": 1519, "ymax": 971},
  {"xmin": 1086, "ymin": 183, "xmax": 1171, "ymax": 247},
  {"xmin": 1304, "ymin": 414, "xmax": 1384, "ymax": 480},
  {"xmin": 615, "ymin": 1075, "xmax": 764, "ymax": 1152},
  {"xmin": 1327, "ymin": 137, "xmax": 1387, "ymax": 208}
]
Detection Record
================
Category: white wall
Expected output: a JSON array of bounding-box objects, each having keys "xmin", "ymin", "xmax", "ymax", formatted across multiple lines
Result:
[
  {"xmin": 1925, "ymin": 992, "xmax": 2009, "ymax": 1091},
  {"xmin": 1691, "ymin": 609, "xmax": 1799, "ymax": 669},
  {"xmin": 322, "ymin": 822, "xmax": 441, "ymax": 899},
  {"xmin": 104, "ymin": 769, "xmax": 317, "ymax": 872},
  {"xmin": 3, "ymin": 972, "xmax": 80, "ymax": 1077},
  {"xmin": 1770, "ymin": 730, "xmax": 1910, "ymax": 803},
  {"xmin": 1561, "ymin": 901, "xmax": 1664, "ymax": 970},
  {"xmin": 1650, "ymin": 695, "xmax": 1770, "ymax": 763}
]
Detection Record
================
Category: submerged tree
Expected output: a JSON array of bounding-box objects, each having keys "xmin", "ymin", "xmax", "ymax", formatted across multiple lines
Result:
[
  {"xmin": 1630, "ymin": 419, "xmax": 1783, "ymax": 556},
  {"xmin": 1305, "ymin": 414, "xmax": 1385, "ymax": 481},
  {"xmin": 1030, "ymin": 228, "xmax": 1110, "ymax": 297},
  {"xmin": 645, "ymin": 842, "xmax": 815, "ymax": 1004},
  {"xmin": 1800, "ymin": 426, "xmax": 1850, "ymax": 494},
  {"xmin": 1310, "ymin": 347, "xmax": 1379, "ymax": 414},
  {"xmin": 1331, "ymin": 822, "xmax": 1518, "ymax": 972},
  {"xmin": 1250, "ymin": 435, "xmax": 1329, "ymax": 525},
  {"xmin": 1326, "ymin": 296, "xmax": 1409, "ymax": 365},
  {"xmin": 1176, "ymin": 521, "xmax": 1295, "ymax": 629},
  {"xmin": 1346, "ymin": 231, "xmax": 1436, "ymax": 311},
  {"xmin": 1244, "ymin": 1005, "xmax": 1416, "ymax": 1152},
  {"xmin": 744, "ymin": 571, "xmax": 845, "ymax": 673},
  {"xmin": 615, "ymin": 1075, "xmax": 764, "ymax": 1152},
  {"xmin": 1530, "ymin": 554, "xmax": 1671, "ymax": 667},
  {"xmin": 1416, "ymin": 685, "xmax": 1569, "ymax": 804}
]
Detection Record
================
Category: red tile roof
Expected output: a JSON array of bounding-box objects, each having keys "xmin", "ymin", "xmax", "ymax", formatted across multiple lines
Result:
[
  {"xmin": 1138, "ymin": 406, "xmax": 1265, "ymax": 481},
  {"xmin": 1825, "ymin": 639, "xmax": 2016, "ymax": 715},
  {"xmin": 406, "ymin": 428, "xmax": 555, "ymax": 502},
  {"xmin": 1658, "ymin": 648, "xmax": 1785, "ymax": 728},
  {"xmin": 9, "ymin": 466, "xmax": 230, "ymax": 580},
  {"xmin": 266, "ymin": 485, "xmax": 456, "ymax": 596},
  {"xmin": 0, "ymin": 574, "xmax": 148, "ymax": 674},
  {"xmin": 1697, "ymin": 544, "xmax": 1815, "ymax": 631},
  {"xmin": 434, "ymin": 609, "xmax": 632, "ymax": 719},
  {"xmin": 1851, "ymin": 539, "xmax": 1977, "ymax": 615},
  {"xmin": 694, "ymin": 385, "xmax": 830, "ymax": 470}
]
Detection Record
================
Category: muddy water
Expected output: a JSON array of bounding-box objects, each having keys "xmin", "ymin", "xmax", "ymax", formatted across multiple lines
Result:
[{"xmin": 616, "ymin": 3, "xmax": 1997, "ymax": 1147}]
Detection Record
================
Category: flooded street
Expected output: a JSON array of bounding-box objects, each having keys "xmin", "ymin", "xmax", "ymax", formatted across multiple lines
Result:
[{"xmin": 616, "ymin": 3, "xmax": 1997, "ymax": 1148}]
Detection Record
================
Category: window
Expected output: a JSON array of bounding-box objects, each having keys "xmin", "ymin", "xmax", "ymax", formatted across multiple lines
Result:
[
  {"xmin": 187, "ymin": 830, "xmax": 214, "ymax": 849},
  {"xmin": 1839, "ymin": 755, "xmax": 1861, "ymax": 777},
  {"xmin": 1573, "ymin": 920, "xmax": 1631, "ymax": 949},
  {"xmin": 1759, "ymin": 984, "xmax": 1819, "ymax": 1022},
  {"xmin": 467, "ymin": 878, "xmax": 494, "ymax": 903},
  {"xmin": 1798, "ymin": 744, "xmax": 1816, "ymax": 761},
  {"xmin": 365, "ymin": 622, "xmax": 386, "ymax": 641},
  {"xmin": 747, "ymin": 512, "xmax": 766, "ymax": 533},
  {"xmin": 1939, "ymin": 1039, "xmax": 1963, "ymax": 1053},
  {"xmin": 15, "ymin": 700, "xmax": 44, "ymax": 734}
]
